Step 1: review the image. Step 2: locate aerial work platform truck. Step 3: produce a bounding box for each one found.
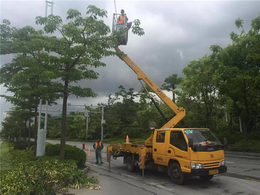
[107,13,227,185]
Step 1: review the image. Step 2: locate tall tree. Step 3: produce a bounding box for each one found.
[0,22,60,155]
[35,6,113,158]
[35,5,144,158]
[182,55,218,128]
[0,19,16,54]
[161,74,182,103]
[211,16,260,143]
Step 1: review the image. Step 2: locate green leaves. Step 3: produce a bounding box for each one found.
[251,15,260,31]
[86,5,107,18]
[161,74,182,103]
[67,9,82,20]
[36,15,63,33]
[205,15,260,142]
[132,19,145,36]
[235,18,244,29]
[0,143,95,195]
[69,86,97,98]
[0,19,16,54]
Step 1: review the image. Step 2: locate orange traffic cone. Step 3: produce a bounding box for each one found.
[126,135,129,143]
[87,148,91,157]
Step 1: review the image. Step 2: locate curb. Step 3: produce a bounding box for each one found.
[225,151,260,158]
[83,166,90,173]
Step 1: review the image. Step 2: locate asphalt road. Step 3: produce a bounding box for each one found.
[48,140,260,195]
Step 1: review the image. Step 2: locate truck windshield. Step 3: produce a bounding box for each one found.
[184,129,222,151]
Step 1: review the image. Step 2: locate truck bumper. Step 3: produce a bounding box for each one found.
[184,166,227,177]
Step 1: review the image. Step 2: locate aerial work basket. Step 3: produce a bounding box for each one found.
[112,13,128,45]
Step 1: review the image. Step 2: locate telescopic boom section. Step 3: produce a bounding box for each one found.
[115,47,186,129]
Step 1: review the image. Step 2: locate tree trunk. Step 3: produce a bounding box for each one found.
[172,91,175,103]
[243,121,248,144]
[229,112,233,132]
[60,78,69,159]
[18,117,22,141]
[206,114,209,128]
[28,107,32,148]
[23,120,27,140]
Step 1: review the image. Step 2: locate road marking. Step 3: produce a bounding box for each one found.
[244,177,260,182]
[121,173,137,179]
[226,161,234,163]
[148,182,174,192]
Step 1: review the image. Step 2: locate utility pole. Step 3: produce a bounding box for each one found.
[101,105,105,141]
[85,111,89,141]
[45,0,54,17]
[37,99,48,157]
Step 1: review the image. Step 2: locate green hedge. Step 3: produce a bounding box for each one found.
[0,141,95,195]
[13,141,35,150]
[227,140,260,153]
[45,144,86,168]
[45,144,60,156]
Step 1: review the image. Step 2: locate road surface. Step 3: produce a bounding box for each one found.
[49,140,260,195]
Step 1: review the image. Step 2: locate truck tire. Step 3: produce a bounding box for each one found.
[200,175,213,181]
[126,156,134,172]
[169,163,184,185]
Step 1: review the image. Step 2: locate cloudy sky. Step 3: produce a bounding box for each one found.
[1,0,260,122]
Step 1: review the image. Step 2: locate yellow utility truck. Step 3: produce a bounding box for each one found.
[108,17,227,185]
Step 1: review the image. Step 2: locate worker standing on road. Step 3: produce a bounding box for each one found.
[93,139,104,164]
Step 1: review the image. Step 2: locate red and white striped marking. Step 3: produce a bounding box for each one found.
[139,155,142,167]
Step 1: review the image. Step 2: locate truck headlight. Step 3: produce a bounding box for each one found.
[220,160,225,166]
[191,163,203,169]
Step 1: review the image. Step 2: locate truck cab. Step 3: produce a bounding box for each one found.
[152,128,227,184]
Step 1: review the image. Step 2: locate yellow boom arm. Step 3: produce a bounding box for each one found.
[115,47,186,129]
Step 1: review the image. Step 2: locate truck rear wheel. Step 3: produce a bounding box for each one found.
[126,156,134,172]
[200,175,213,181]
[169,163,184,185]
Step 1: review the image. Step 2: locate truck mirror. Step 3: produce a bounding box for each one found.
[188,138,193,148]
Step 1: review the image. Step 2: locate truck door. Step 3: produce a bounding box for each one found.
[153,130,167,166]
[167,130,190,172]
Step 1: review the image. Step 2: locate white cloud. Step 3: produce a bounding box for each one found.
[177,49,184,60]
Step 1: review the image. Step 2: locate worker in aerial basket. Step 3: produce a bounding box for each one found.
[118,9,132,28]
[93,139,104,164]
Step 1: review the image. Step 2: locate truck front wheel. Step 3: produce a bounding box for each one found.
[169,163,184,185]
[126,156,134,172]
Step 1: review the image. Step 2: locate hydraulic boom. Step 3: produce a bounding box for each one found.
[115,47,186,145]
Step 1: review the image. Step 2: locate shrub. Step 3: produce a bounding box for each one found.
[0,142,94,195]
[13,141,35,150]
[45,144,86,168]
[248,131,260,141]
[45,144,60,156]
[214,131,243,145]
[1,157,80,194]
[227,140,260,153]
[64,145,86,168]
